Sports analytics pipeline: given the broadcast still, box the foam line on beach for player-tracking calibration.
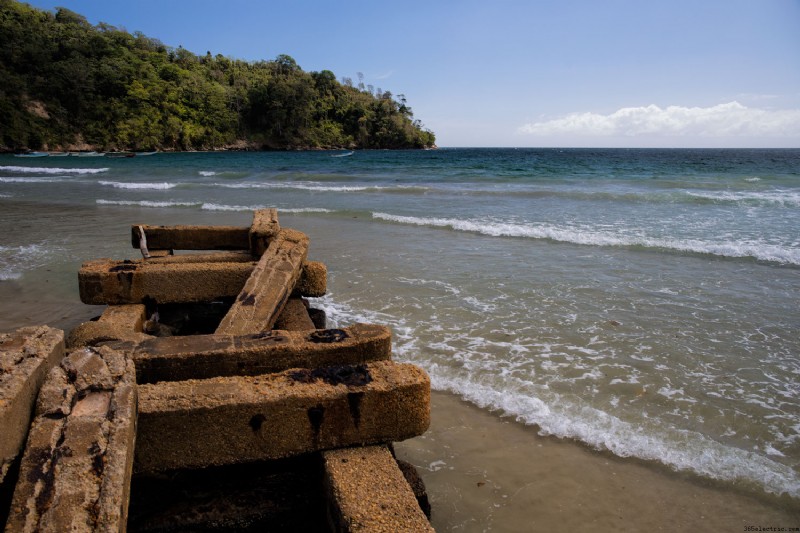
[96,199,200,208]
[0,165,108,174]
[99,181,178,190]
[213,181,426,193]
[1,177,67,183]
[201,203,333,213]
[427,369,800,499]
[371,212,800,265]
[307,291,800,499]
[0,243,56,281]
[685,189,800,207]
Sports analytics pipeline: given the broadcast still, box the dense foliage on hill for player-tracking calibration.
[0,1,436,151]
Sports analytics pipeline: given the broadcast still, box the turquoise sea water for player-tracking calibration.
[1,148,798,500]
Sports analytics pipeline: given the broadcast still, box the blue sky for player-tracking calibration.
[23,0,800,147]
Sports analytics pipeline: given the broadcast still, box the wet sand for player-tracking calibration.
[396,391,799,532]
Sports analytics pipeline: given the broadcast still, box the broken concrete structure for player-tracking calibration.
[215,228,309,335]
[6,345,137,532]
[67,304,152,349]
[125,323,392,383]
[0,327,64,485]
[324,446,435,532]
[135,360,429,473]
[3,209,434,531]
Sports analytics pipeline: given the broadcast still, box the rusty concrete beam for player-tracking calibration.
[122,323,391,384]
[142,251,255,264]
[215,229,309,335]
[324,446,434,532]
[0,326,65,485]
[78,258,256,305]
[249,208,280,256]
[294,260,327,297]
[67,304,153,349]
[131,224,250,251]
[274,297,316,331]
[6,345,137,532]
[134,360,430,473]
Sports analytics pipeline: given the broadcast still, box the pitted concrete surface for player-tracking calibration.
[6,345,137,532]
[135,360,430,473]
[0,326,64,485]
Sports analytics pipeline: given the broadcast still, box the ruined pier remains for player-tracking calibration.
[2,209,433,532]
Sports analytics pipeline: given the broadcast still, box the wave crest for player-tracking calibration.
[371,212,800,265]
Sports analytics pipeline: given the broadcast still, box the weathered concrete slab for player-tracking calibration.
[274,297,316,331]
[79,258,257,305]
[249,208,280,256]
[215,229,309,335]
[0,327,64,485]
[6,345,137,532]
[295,260,327,297]
[323,446,434,532]
[132,224,250,251]
[122,323,391,384]
[67,304,153,349]
[142,251,255,264]
[135,360,430,473]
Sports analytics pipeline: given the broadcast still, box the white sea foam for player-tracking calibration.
[0,177,62,183]
[280,207,334,213]
[96,199,199,208]
[214,181,423,193]
[199,170,217,176]
[371,212,800,265]
[686,189,800,207]
[201,203,265,212]
[427,369,800,498]
[0,165,108,175]
[99,181,177,190]
[0,243,54,281]
[310,289,800,499]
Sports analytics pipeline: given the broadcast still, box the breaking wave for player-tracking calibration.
[99,181,178,190]
[0,165,108,175]
[371,212,800,265]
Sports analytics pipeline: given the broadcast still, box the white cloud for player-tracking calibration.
[518,102,800,140]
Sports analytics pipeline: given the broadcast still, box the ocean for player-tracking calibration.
[1,148,798,513]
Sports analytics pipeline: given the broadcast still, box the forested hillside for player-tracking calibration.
[0,1,436,151]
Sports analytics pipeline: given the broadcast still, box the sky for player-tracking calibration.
[22,0,800,148]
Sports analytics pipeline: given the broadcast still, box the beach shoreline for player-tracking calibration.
[2,148,799,529]
[397,391,799,531]
[2,281,797,531]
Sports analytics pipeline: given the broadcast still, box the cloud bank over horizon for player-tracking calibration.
[518,102,800,147]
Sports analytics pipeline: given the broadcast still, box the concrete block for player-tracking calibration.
[323,446,434,532]
[135,360,430,472]
[78,258,256,305]
[142,251,255,264]
[6,345,137,532]
[131,224,250,251]
[67,304,152,349]
[124,323,392,384]
[215,229,309,335]
[249,208,280,256]
[274,297,316,331]
[0,326,64,485]
[295,261,327,297]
